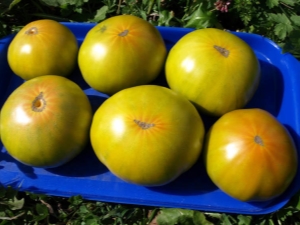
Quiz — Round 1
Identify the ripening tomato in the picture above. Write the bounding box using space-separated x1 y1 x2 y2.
165 28 261 117
90 85 205 186
0 75 93 168
203 108 298 202
78 15 167 95
7 19 78 80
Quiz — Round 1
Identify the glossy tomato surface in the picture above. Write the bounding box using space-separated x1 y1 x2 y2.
0 75 93 168
78 15 167 95
203 108 298 202
90 85 205 186
165 28 260 117
7 19 78 80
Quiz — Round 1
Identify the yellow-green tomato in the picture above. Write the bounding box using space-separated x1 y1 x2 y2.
78 15 167 95
0 75 93 168
90 85 205 186
203 108 298 202
7 19 78 80
165 28 261 117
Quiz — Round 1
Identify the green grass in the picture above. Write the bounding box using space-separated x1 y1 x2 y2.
1 0 300 224
2 186 300 224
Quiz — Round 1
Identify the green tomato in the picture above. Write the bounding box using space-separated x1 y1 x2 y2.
7 19 78 80
78 15 167 95
90 85 205 186
0 75 93 168
165 28 260 117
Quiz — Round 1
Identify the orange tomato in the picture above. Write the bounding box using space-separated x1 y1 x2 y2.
203 108 298 201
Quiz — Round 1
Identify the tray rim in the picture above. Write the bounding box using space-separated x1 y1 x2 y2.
1 23 300 215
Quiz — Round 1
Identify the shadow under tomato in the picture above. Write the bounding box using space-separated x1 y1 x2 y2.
0 142 5 170
147 158 218 196
245 59 284 117
0 146 38 179
46 143 109 177
67 64 91 91
150 67 169 88
86 94 109 113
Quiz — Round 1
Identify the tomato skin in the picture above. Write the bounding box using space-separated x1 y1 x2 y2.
203 108 298 202
78 15 167 95
7 19 78 80
165 28 260 117
90 85 205 186
0 75 93 168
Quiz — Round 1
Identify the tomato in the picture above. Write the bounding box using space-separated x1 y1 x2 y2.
203 108 298 201
90 85 205 186
78 15 167 95
165 28 260 117
0 75 93 168
7 19 78 80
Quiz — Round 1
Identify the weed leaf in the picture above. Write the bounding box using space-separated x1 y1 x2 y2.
8 197 24 210
91 6 109 22
183 3 217 29
40 0 87 7
269 13 293 39
193 211 214 225
266 0 279 8
279 0 296 6
156 208 195 225
291 15 300 26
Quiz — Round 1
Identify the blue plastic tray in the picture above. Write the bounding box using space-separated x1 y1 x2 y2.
1 23 300 215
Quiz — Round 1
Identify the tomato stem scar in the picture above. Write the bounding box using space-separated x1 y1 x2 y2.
119 29 129 37
32 92 46 112
134 119 155 129
214 45 230 57
25 27 38 35
254 135 264 146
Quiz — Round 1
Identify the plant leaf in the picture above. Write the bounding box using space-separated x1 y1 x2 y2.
222 214 234 225
156 208 195 225
279 0 296 6
39 0 87 7
268 13 289 24
8 197 24 210
266 0 279 8
285 190 300 210
91 6 109 22
68 195 84 206
276 206 294 222
291 15 300 26
33 203 49 221
269 13 293 39
193 211 214 225
237 214 252 225
274 22 293 39
157 10 175 26
8 0 21 10
183 3 217 29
